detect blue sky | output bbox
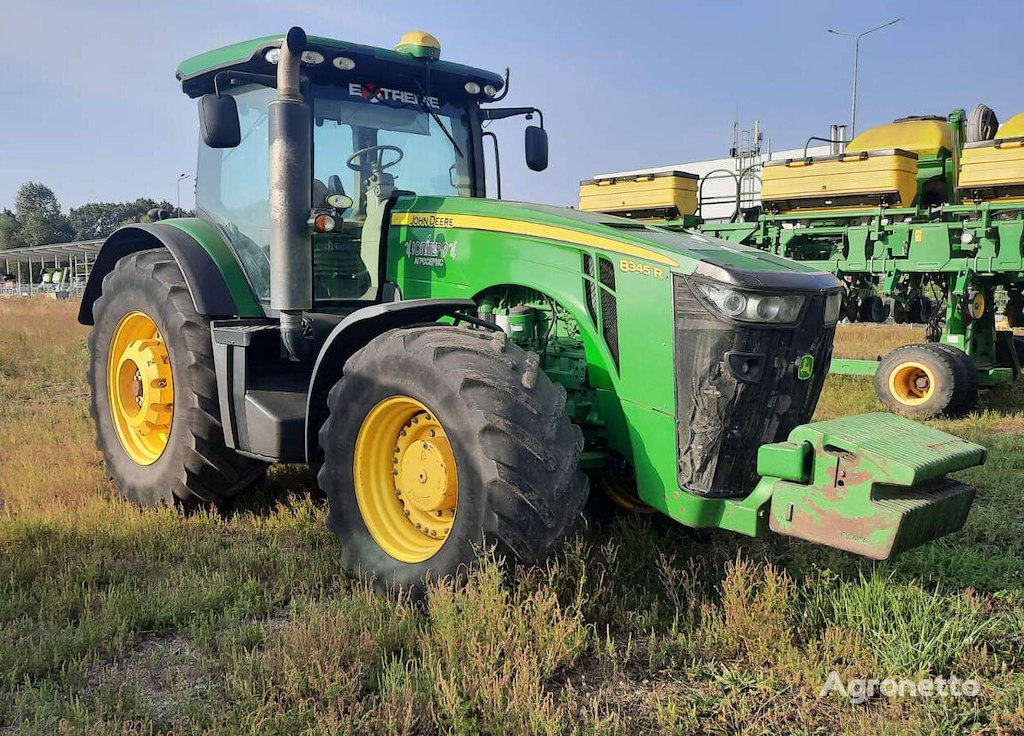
[2,0,1022,213]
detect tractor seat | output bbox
[312,176,371,299]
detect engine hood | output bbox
[391,196,840,293]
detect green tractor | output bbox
[79,27,985,591]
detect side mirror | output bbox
[525,125,548,172]
[198,94,241,148]
[146,207,173,221]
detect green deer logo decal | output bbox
[797,354,814,381]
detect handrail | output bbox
[697,168,738,220]
[803,136,851,158]
[697,165,764,222]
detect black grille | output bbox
[583,254,598,326]
[673,275,835,498]
[598,258,619,366]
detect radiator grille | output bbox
[598,258,619,366]
[583,254,598,326]
[673,275,835,497]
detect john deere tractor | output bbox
[79,27,985,591]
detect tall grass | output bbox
[1,298,1023,734]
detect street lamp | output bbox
[828,17,904,138]
[176,173,192,217]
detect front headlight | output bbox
[694,281,806,324]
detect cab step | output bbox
[211,319,310,462]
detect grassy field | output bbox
[2,299,1024,735]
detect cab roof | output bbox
[175,33,505,99]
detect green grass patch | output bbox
[2,299,1024,734]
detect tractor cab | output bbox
[177,31,542,313]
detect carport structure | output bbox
[1,240,102,298]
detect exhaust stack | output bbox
[268,27,312,361]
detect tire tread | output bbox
[88,249,265,505]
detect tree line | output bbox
[0,182,192,250]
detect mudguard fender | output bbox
[305,298,478,464]
[77,220,260,325]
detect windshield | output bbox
[196,81,476,308]
[311,82,475,213]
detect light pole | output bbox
[176,173,192,217]
[828,17,903,138]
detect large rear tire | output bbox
[317,325,588,594]
[88,249,267,506]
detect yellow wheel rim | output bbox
[970,292,985,320]
[599,476,656,514]
[354,396,458,563]
[888,361,935,406]
[106,311,174,465]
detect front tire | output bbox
[317,325,588,593]
[88,249,266,506]
[873,343,973,418]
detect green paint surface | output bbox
[163,218,263,318]
[761,412,984,558]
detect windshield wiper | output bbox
[411,79,464,158]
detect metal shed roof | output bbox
[1,240,103,265]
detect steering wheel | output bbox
[346,144,404,174]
